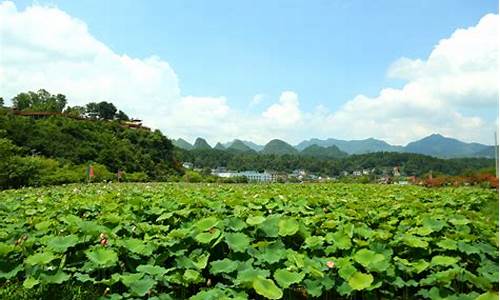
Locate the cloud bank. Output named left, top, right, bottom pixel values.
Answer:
left=0, top=1, right=497, bottom=145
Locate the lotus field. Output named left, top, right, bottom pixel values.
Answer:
left=0, top=183, right=498, bottom=299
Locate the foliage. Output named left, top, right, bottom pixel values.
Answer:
left=12, top=89, right=67, bottom=113
left=0, top=111, right=180, bottom=186
left=0, top=183, right=497, bottom=299
left=177, top=147, right=495, bottom=177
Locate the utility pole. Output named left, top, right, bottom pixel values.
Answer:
left=495, top=131, right=499, bottom=178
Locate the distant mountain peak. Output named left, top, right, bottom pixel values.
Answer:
left=261, top=139, right=298, bottom=155
left=173, top=138, right=193, bottom=150
left=227, top=139, right=254, bottom=152
left=214, top=142, right=226, bottom=150
left=193, top=137, right=212, bottom=150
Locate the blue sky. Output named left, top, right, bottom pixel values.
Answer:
left=11, top=0, right=498, bottom=111
left=2, top=1, right=499, bottom=144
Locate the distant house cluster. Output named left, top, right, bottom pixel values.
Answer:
left=182, top=161, right=420, bottom=185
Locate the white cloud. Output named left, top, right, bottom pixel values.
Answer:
left=0, top=1, right=497, bottom=146
left=322, top=13, right=499, bottom=145
left=262, top=91, right=302, bottom=127
left=0, top=1, right=180, bottom=123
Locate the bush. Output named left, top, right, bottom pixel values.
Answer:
left=123, top=172, right=149, bottom=182
left=182, top=170, right=203, bottom=183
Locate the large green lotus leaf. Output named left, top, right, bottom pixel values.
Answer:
left=449, top=216, right=471, bottom=226
left=353, top=249, right=385, bottom=268
left=304, top=278, right=323, bottom=297
left=34, top=220, right=52, bottom=231
left=304, top=236, right=324, bottom=249
left=436, top=239, right=458, bottom=250
left=411, top=259, right=430, bottom=274
left=46, top=235, right=79, bottom=253
left=74, top=273, right=95, bottom=283
left=225, top=232, right=251, bottom=252
left=137, top=264, right=169, bottom=276
left=0, top=264, right=22, bottom=280
left=431, top=255, right=459, bottom=266
left=195, top=229, right=221, bottom=244
left=402, top=235, right=428, bottom=248
left=477, top=259, right=499, bottom=283
left=278, top=218, right=299, bottom=236
left=225, top=217, right=247, bottom=232
left=422, top=217, right=446, bottom=232
left=85, top=248, right=118, bottom=267
left=325, top=231, right=351, bottom=250
left=129, top=277, right=156, bottom=296
left=78, top=220, right=109, bottom=236
left=120, top=273, right=144, bottom=286
left=0, top=243, right=15, bottom=257
left=252, top=276, right=283, bottom=299
left=183, top=269, right=203, bottom=283
left=121, top=238, right=154, bottom=255
left=40, top=271, right=70, bottom=284
left=286, top=250, right=305, bottom=268
left=25, top=251, right=57, bottom=266
left=336, top=258, right=357, bottom=280
left=476, top=291, right=499, bottom=300
left=255, top=242, right=287, bottom=264
left=190, top=288, right=226, bottom=300
left=348, top=272, right=373, bottom=290
left=246, top=216, right=266, bottom=225
left=23, top=277, right=40, bottom=289
left=336, top=281, right=353, bottom=296
left=237, top=267, right=270, bottom=284
left=194, top=217, right=219, bottom=231
left=210, top=258, right=239, bottom=274
left=258, top=215, right=280, bottom=237
left=458, top=241, right=481, bottom=255
left=274, top=269, right=304, bottom=288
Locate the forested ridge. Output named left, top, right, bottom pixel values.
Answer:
left=176, top=146, right=495, bottom=177
left=0, top=89, right=180, bottom=189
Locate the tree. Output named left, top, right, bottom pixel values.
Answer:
left=86, top=101, right=117, bottom=120
left=116, top=110, right=129, bottom=121
left=0, top=97, right=4, bottom=107
left=64, top=106, right=86, bottom=118
left=11, top=89, right=67, bottom=112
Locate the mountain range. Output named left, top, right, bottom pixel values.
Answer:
left=173, top=134, right=497, bottom=159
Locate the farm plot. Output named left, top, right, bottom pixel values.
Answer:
left=0, top=183, right=498, bottom=299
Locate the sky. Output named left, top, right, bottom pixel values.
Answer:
left=0, top=0, right=498, bottom=146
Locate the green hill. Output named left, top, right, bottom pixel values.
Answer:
left=300, top=144, right=348, bottom=159
left=173, top=138, right=193, bottom=150
left=227, top=139, right=255, bottom=153
left=0, top=111, right=180, bottom=188
left=193, top=137, right=212, bottom=150
left=214, top=142, right=226, bottom=150
left=261, top=139, right=298, bottom=155
left=405, top=134, right=493, bottom=158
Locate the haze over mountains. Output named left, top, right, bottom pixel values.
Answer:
left=173, top=134, right=497, bottom=159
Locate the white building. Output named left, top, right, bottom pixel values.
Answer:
left=214, top=170, right=274, bottom=182
left=182, top=162, right=193, bottom=169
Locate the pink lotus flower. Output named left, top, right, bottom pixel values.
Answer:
left=326, top=261, right=335, bottom=268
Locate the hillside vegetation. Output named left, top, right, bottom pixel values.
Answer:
left=177, top=147, right=494, bottom=177
left=0, top=90, right=180, bottom=189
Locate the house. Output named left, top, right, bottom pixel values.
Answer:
left=341, top=171, right=349, bottom=177
left=239, top=171, right=273, bottom=182
left=182, top=162, right=194, bottom=169
left=393, top=166, right=401, bottom=177
left=353, top=170, right=362, bottom=177
left=362, top=169, right=371, bottom=175
left=214, top=170, right=274, bottom=182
